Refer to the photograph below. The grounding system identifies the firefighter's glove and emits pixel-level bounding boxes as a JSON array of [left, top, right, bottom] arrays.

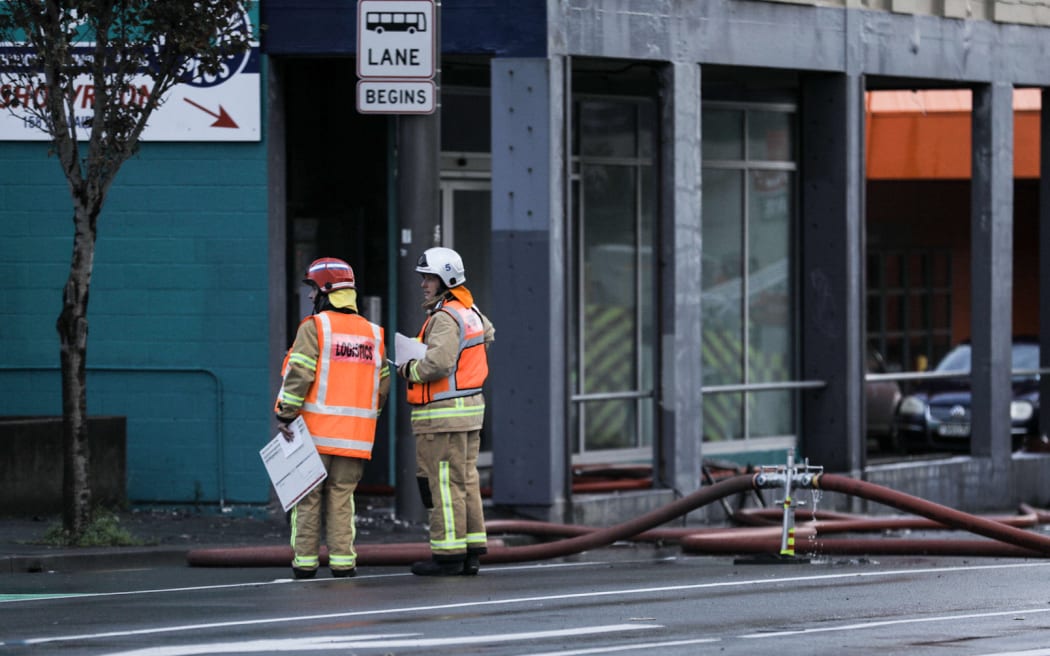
[[276, 418, 295, 442], [397, 360, 415, 381]]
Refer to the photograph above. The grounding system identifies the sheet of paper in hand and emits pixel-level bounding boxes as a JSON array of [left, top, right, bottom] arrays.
[[259, 416, 327, 511]]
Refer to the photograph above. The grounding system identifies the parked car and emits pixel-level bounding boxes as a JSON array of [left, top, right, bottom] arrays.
[[894, 338, 1041, 452], [866, 347, 902, 452]]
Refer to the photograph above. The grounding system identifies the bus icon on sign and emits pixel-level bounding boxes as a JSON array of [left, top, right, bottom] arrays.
[[357, 0, 435, 80], [366, 11, 427, 33]]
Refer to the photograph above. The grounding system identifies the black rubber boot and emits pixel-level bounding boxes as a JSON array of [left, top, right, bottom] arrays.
[[331, 567, 357, 578], [462, 548, 485, 576], [292, 567, 317, 580], [411, 556, 464, 576]]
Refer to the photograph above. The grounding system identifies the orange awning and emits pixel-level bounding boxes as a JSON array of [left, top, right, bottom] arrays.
[[865, 89, 1041, 180]]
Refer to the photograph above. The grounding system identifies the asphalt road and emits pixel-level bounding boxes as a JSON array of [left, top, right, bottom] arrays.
[[3, 545, 1050, 656]]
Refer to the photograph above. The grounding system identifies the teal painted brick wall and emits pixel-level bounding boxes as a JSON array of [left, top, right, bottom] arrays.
[[0, 133, 273, 506]]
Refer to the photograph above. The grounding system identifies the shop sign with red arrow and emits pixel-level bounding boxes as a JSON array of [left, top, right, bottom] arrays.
[[0, 15, 260, 142]]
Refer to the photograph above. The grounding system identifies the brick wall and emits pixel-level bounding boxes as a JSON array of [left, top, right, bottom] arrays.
[[0, 139, 271, 506]]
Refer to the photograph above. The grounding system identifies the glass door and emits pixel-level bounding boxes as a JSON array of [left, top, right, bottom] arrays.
[[439, 180, 493, 459]]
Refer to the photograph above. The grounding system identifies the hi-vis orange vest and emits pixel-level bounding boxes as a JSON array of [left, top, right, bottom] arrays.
[[281, 311, 385, 459], [406, 299, 488, 405]]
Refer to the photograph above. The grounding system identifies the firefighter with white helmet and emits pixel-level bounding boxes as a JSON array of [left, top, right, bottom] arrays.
[[398, 246, 495, 576], [274, 257, 391, 579]]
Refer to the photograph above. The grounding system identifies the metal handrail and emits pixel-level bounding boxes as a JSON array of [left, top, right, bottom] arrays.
[[702, 380, 826, 394], [0, 365, 226, 507], [572, 379, 829, 401], [570, 390, 654, 402], [866, 367, 1050, 384]]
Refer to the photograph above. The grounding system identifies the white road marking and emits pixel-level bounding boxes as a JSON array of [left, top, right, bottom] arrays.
[[5, 560, 1050, 647], [0, 560, 613, 604], [738, 607, 1050, 639], [523, 637, 722, 655], [99, 625, 664, 656]]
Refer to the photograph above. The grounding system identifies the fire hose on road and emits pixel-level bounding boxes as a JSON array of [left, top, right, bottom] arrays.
[[187, 457, 1050, 568]]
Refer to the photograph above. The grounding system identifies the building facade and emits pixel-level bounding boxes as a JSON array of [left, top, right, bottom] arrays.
[[3, 0, 1050, 519]]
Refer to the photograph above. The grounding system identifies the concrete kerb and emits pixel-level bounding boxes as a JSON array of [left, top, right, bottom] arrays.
[[1, 546, 191, 576]]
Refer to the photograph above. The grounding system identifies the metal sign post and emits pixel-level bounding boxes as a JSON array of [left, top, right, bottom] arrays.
[[358, 0, 441, 522]]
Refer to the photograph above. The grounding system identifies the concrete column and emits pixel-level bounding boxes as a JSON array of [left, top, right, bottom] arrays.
[[969, 82, 1014, 463], [799, 72, 866, 476], [489, 57, 568, 520], [657, 62, 702, 495], [1041, 88, 1050, 447]]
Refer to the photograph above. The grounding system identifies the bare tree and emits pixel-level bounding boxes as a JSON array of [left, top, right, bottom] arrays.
[[0, 1, 251, 540]]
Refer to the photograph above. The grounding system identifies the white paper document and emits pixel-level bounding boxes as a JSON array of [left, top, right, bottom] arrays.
[[259, 416, 327, 511], [394, 331, 427, 366]]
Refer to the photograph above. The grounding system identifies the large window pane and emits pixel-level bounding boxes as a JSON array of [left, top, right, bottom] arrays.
[[702, 104, 796, 446], [579, 100, 636, 158], [748, 111, 794, 161], [701, 167, 744, 386], [581, 163, 638, 449], [639, 165, 656, 447], [570, 96, 656, 457], [702, 167, 744, 441], [704, 109, 744, 160], [583, 399, 636, 450], [704, 392, 744, 443], [747, 170, 793, 438]]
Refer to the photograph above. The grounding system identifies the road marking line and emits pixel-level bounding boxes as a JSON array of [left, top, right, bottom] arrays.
[[0, 560, 612, 604], [737, 607, 1050, 639], [6, 560, 1050, 647], [523, 636, 721, 655], [99, 625, 664, 656]]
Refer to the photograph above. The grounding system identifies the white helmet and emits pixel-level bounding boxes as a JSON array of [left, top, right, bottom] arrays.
[[415, 247, 466, 288]]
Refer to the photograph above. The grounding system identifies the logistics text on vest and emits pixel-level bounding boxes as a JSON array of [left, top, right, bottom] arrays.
[[331, 334, 376, 363]]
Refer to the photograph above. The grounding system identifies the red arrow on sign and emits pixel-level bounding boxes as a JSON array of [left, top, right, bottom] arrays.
[[183, 98, 239, 128]]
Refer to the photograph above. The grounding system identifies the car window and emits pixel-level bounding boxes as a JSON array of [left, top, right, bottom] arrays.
[[935, 345, 971, 372], [1012, 343, 1040, 371], [933, 342, 1040, 374]]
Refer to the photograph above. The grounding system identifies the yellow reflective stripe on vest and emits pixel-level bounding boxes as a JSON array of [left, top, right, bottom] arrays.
[[410, 397, 485, 422]]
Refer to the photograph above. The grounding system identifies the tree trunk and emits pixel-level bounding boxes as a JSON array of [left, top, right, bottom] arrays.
[[58, 204, 98, 539]]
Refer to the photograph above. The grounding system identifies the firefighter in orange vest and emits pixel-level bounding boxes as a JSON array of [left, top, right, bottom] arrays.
[[397, 247, 495, 576], [274, 257, 391, 579]]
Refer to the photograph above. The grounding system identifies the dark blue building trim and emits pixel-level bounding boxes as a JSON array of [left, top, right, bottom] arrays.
[[261, 0, 546, 57]]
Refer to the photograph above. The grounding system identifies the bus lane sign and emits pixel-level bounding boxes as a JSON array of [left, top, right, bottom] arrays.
[[357, 0, 435, 80], [356, 79, 435, 114]]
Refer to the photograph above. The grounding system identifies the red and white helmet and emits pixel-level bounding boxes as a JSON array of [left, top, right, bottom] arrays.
[[304, 257, 356, 292]]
